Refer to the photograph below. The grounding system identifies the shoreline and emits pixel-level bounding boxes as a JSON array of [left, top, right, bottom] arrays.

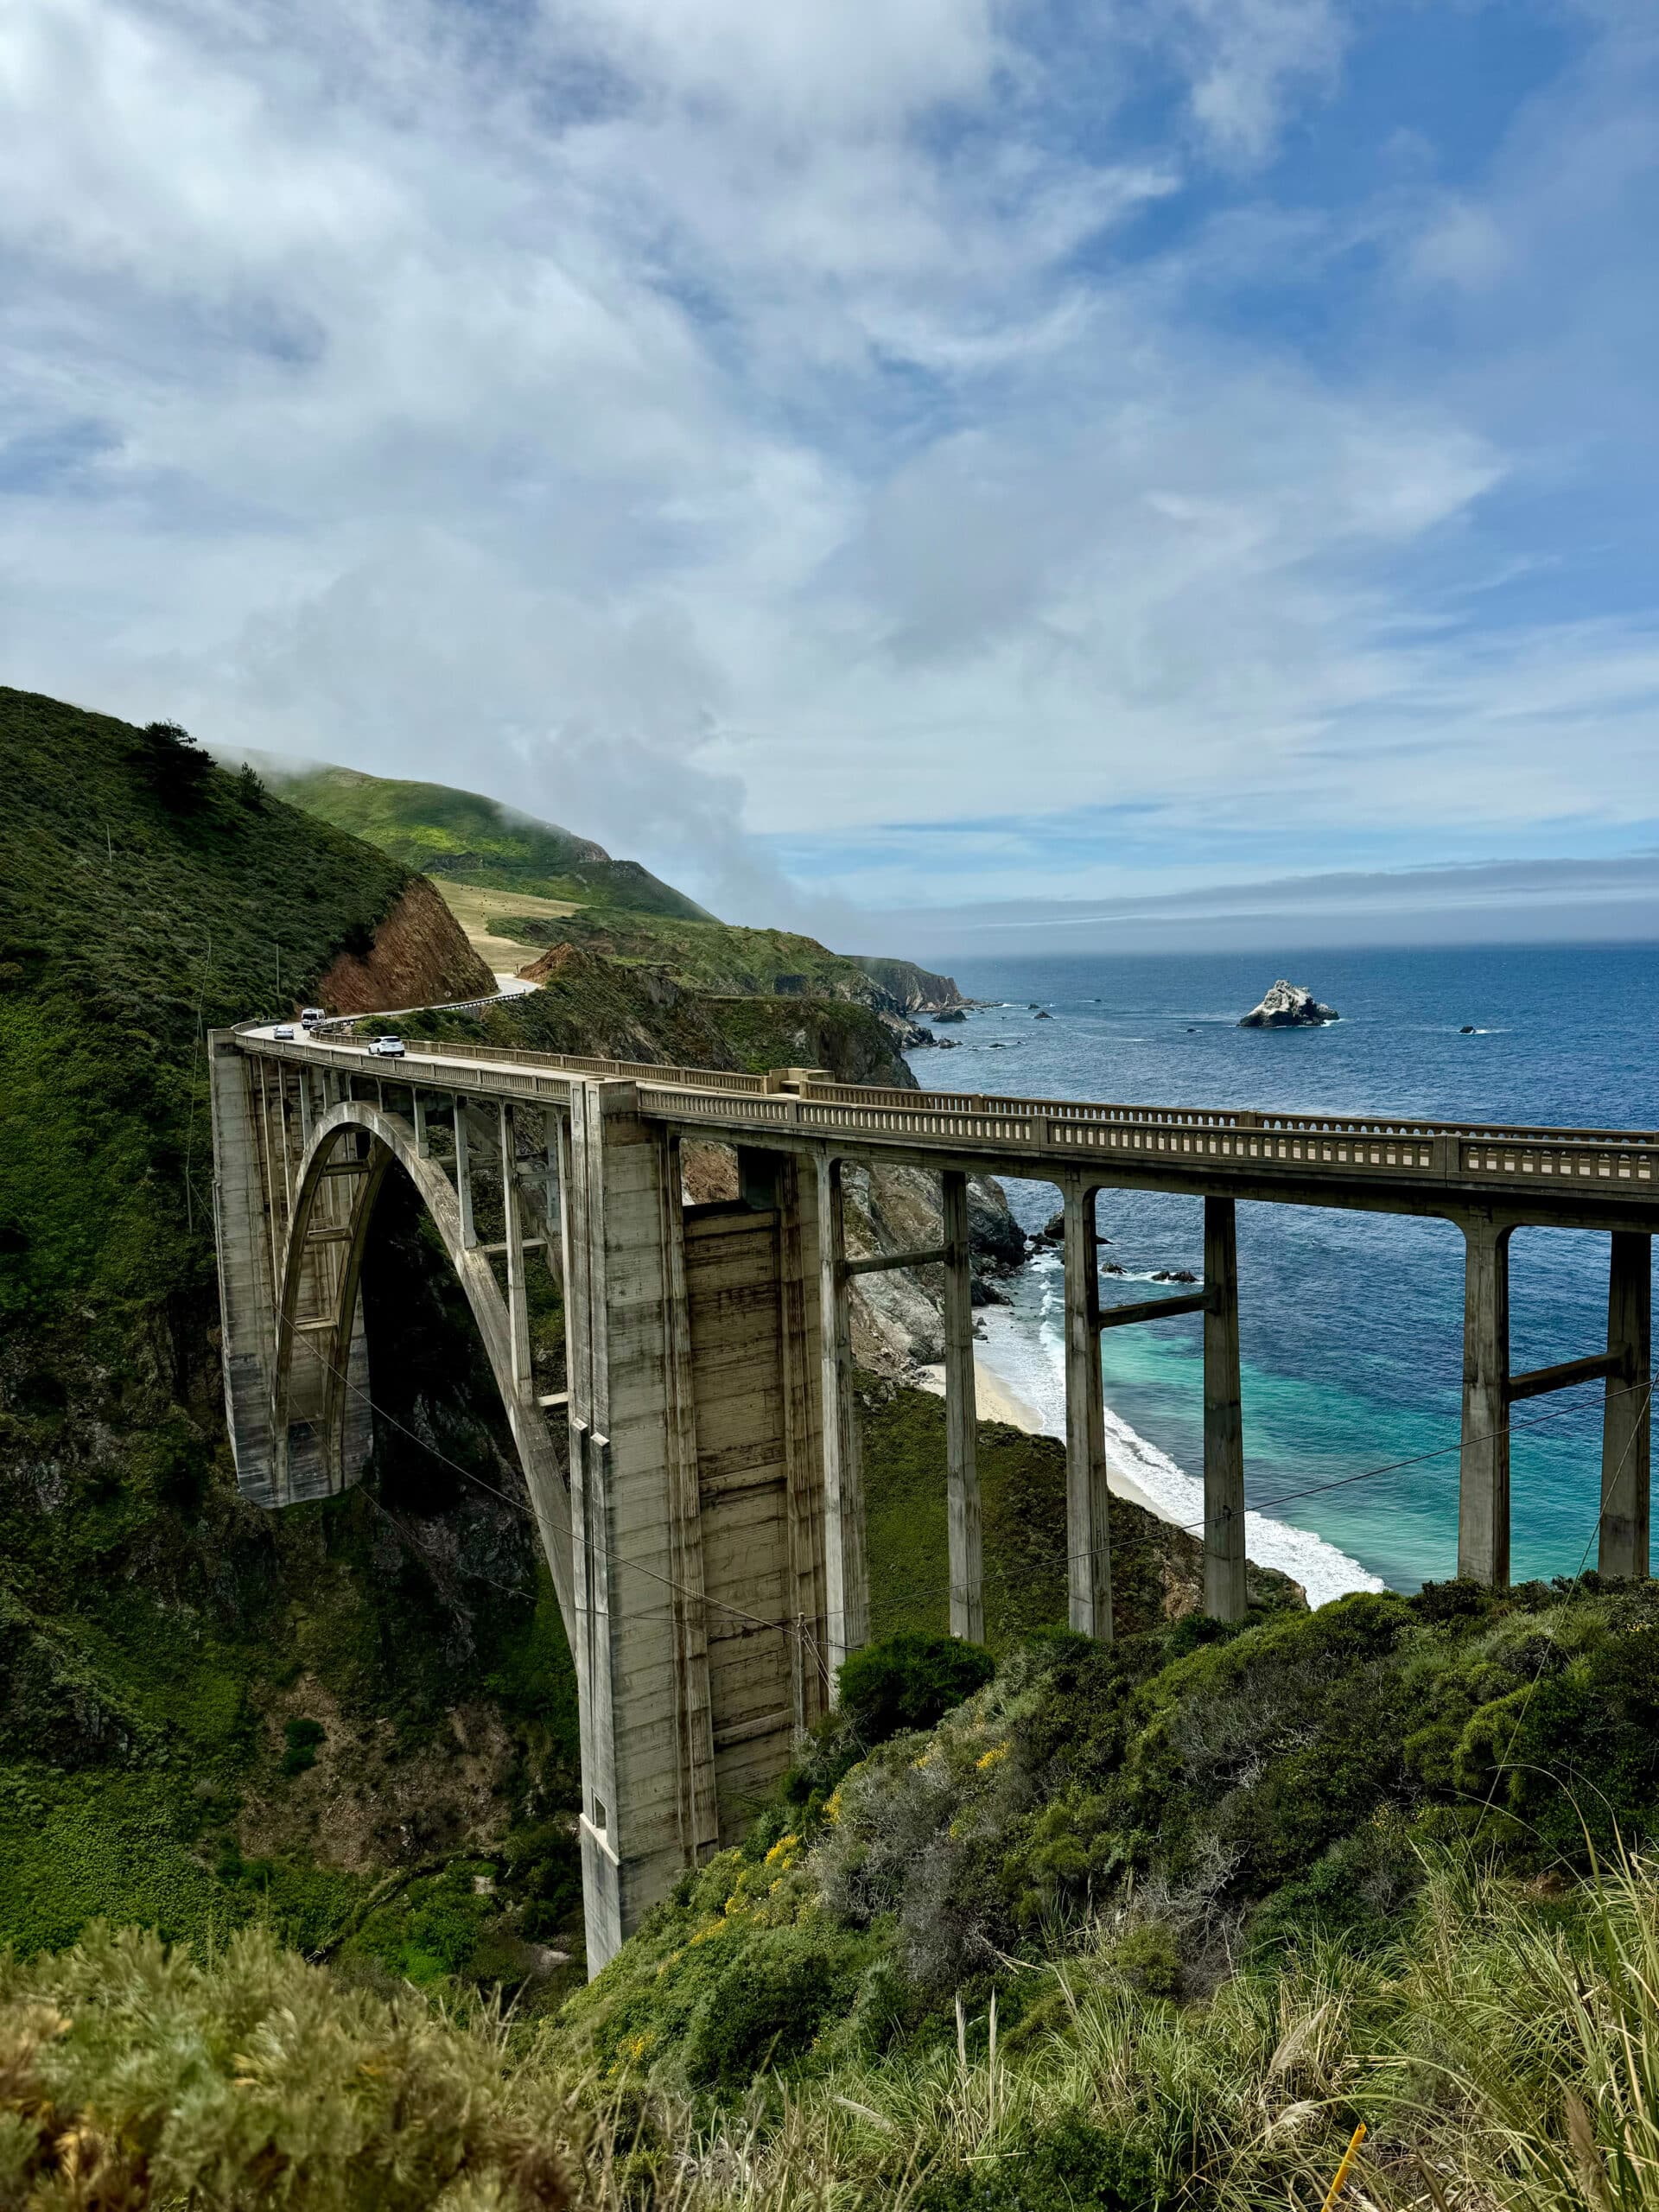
[[913, 1351, 1172, 1525]]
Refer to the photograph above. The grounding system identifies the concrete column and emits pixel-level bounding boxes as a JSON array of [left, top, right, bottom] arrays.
[[499, 1102, 532, 1403], [1203, 1196, 1246, 1623], [563, 1078, 702, 1971], [817, 1152, 868, 1676], [1459, 1212, 1512, 1586], [413, 1089, 430, 1159], [1600, 1230, 1652, 1580], [658, 1133, 719, 1868], [942, 1169, 984, 1643], [454, 1096, 476, 1249], [209, 1033, 280, 1506], [1062, 1177, 1111, 1639], [778, 1158, 830, 1727]]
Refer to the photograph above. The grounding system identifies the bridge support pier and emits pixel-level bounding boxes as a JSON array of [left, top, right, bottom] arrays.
[[567, 1093, 833, 1970], [1600, 1232, 1651, 1580], [818, 1154, 868, 1676], [942, 1170, 984, 1643], [1203, 1197, 1247, 1623], [1063, 1179, 1112, 1638], [1459, 1213, 1513, 1585]]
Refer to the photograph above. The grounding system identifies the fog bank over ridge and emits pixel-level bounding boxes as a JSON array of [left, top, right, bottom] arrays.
[[837, 852, 1659, 959]]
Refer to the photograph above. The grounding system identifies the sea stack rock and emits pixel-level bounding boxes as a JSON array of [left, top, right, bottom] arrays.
[[1238, 979, 1338, 1028]]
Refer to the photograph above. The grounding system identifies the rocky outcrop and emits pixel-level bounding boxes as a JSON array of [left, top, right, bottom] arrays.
[[842, 1164, 1027, 1375], [1237, 979, 1338, 1028], [849, 956, 966, 1016], [316, 874, 496, 1015]]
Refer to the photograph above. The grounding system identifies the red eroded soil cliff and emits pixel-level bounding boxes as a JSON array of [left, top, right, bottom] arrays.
[[315, 874, 495, 1014]]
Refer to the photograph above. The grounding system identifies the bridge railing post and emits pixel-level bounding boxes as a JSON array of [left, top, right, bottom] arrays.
[[1203, 1196, 1246, 1622], [1062, 1176, 1111, 1639], [1459, 1212, 1512, 1585], [1600, 1230, 1652, 1579], [942, 1168, 983, 1643]]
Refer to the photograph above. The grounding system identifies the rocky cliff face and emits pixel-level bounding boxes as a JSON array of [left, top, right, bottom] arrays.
[[849, 956, 965, 1015], [843, 1163, 1026, 1375], [316, 874, 497, 1015]]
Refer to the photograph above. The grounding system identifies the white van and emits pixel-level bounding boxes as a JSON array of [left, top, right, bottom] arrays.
[[300, 1007, 327, 1029]]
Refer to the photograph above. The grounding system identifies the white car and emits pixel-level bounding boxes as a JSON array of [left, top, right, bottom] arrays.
[[273, 1024, 296, 1040], [368, 1035, 406, 1058]]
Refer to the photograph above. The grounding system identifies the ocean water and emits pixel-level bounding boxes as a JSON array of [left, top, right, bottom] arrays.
[[904, 944, 1659, 1604]]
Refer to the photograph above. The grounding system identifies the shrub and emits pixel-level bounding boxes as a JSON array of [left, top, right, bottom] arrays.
[[681, 1927, 863, 2089], [0, 1922, 576, 2208], [838, 1631, 995, 1749], [913, 2116, 1162, 2211], [282, 1715, 325, 1776]]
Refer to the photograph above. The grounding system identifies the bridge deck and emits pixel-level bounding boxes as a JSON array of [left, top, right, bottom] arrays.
[[236, 1025, 1659, 1228]]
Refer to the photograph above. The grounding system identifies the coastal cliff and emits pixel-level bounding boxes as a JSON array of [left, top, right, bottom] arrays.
[[315, 873, 496, 1014]]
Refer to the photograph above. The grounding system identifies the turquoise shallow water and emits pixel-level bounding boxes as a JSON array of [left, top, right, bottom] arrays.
[[905, 944, 1659, 1597]]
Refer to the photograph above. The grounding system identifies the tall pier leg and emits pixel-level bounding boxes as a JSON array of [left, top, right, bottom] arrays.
[[1203, 1196, 1246, 1622], [1459, 1213, 1512, 1585], [1599, 1231, 1652, 1580], [499, 1102, 532, 1403], [454, 1096, 476, 1249], [1062, 1178, 1111, 1639], [564, 1080, 714, 1973], [942, 1170, 984, 1643], [817, 1153, 868, 1677]]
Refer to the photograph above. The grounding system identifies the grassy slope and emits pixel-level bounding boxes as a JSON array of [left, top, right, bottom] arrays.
[[0, 690, 586, 1983], [859, 1386, 1300, 1649], [559, 1577, 1659, 2117], [0, 690, 410, 1330], [10, 1605, 1659, 2209], [269, 760, 714, 920], [511, 904, 931, 1012], [11, 1848, 1659, 2211]]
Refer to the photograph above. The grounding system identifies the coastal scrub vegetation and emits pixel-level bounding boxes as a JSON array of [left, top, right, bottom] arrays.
[[9, 1603, 1659, 2208], [557, 1580, 1659, 2107]]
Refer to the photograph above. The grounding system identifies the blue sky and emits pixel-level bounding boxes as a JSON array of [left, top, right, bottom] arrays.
[[3, 0, 1658, 940]]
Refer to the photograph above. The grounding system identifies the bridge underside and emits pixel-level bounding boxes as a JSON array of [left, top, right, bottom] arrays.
[[210, 1027, 1657, 1972]]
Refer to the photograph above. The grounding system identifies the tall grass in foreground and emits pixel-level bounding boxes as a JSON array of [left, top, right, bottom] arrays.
[[8, 1852, 1659, 2208]]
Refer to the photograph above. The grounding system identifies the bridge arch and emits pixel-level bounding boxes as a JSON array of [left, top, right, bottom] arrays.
[[270, 1097, 575, 1637]]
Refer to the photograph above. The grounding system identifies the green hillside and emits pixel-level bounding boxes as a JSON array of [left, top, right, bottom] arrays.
[[264, 760, 715, 920], [504, 902, 958, 1016], [0, 689, 587, 1981]]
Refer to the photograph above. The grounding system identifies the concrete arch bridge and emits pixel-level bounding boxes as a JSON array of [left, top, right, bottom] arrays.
[[210, 1020, 1658, 1968]]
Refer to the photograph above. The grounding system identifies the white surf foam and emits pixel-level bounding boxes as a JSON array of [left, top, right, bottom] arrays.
[[974, 1255, 1382, 1610]]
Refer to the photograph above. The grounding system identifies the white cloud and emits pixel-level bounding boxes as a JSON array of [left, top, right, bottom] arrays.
[[2, 0, 1657, 921]]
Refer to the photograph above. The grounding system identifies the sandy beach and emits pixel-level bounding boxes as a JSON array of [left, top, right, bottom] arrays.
[[914, 1351, 1172, 1525]]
